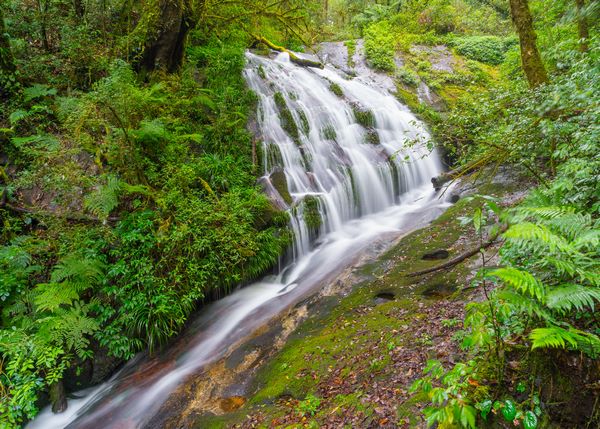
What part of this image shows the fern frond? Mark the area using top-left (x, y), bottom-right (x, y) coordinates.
top-left (84, 175), bottom-right (122, 220)
top-left (494, 290), bottom-right (550, 319)
top-left (490, 267), bottom-right (545, 301)
top-left (572, 229), bottom-right (600, 251)
top-left (546, 284), bottom-right (600, 313)
top-left (50, 254), bottom-right (105, 290)
top-left (513, 205), bottom-right (576, 220)
top-left (530, 327), bottom-right (579, 350)
top-left (503, 222), bottom-right (574, 254)
top-left (545, 213), bottom-right (592, 241)
top-left (34, 282), bottom-right (79, 312)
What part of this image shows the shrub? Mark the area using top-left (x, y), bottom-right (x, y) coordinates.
top-left (363, 21), bottom-right (396, 72)
top-left (452, 36), bottom-right (513, 65)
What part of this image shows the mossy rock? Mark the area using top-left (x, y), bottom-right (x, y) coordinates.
top-left (364, 129), bottom-right (380, 145)
top-left (321, 125), bottom-right (337, 141)
top-left (269, 168), bottom-right (292, 205)
top-left (264, 142), bottom-right (284, 171)
top-left (303, 195), bottom-right (322, 230)
top-left (257, 64), bottom-right (266, 79)
top-left (352, 105), bottom-right (376, 128)
top-left (329, 82), bottom-right (344, 97)
top-left (274, 92), bottom-right (300, 144)
top-left (298, 109), bottom-right (310, 135)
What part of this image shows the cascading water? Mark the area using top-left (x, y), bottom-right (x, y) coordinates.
top-left (30, 50), bottom-right (450, 429)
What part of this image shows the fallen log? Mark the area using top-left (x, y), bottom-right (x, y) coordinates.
top-left (406, 224), bottom-right (507, 277)
top-left (252, 34), bottom-right (324, 69)
top-left (432, 155), bottom-right (494, 190)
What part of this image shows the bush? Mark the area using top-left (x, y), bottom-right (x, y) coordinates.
top-left (363, 21), bottom-right (396, 72)
top-left (452, 36), bottom-right (514, 65)
top-left (396, 67), bottom-right (420, 87)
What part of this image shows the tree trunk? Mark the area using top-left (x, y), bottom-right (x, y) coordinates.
top-left (575, 0), bottom-right (589, 52)
top-left (509, 0), bottom-right (548, 87)
top-left (36, 0), bottom-right (50, 51)
top-left (0, 6), bottom-right (16, 94)
top-left (73, 0), bottom-right (85, 18)
top-left (138, 0), bottom-right (200, 74)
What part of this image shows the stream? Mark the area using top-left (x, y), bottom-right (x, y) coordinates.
top-left (29, 50), bottom-right (451, 429)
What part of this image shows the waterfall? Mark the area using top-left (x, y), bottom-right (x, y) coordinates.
top-left (29, 51), bottom-right (448, 429)
top-left (246, 51), bottom-right (441, 272)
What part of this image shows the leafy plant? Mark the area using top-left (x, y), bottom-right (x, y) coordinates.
top-left (297, 393), bottom-right (321, 416)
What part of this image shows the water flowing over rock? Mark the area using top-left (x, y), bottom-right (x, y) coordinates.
top-left (29, 50), bottom-right (449, 429)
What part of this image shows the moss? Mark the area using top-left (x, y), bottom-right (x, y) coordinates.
top-left (329, 82), bottom-right (344, 97)
top-left (321, 124), bottom-right (337, 141)
top-left (270, 169), bottom-right (292, 205)
top-left (344, 39), bottom-right (356, 68)
top-left (274, 91), bottom-right (300, 144)
top-left (303, 195), bottom-right (322, 230)
top-left (264, 142), bottom-right (283, 171)
top-left (257, 64), bottom-right (266, 79)
top-left (352, 106), bottom-right (375, 128)
top-left (298, 109), bottom-right (310, 135)
top-left (364, 129), bottom-right (380, 145)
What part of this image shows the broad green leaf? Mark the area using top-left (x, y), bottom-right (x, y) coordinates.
top-left (523, 410), bottom-right (538, 429)
top-left (501, 399), bottom-right (516, 422)
top-left (477, 399), bottom-right (492, 419)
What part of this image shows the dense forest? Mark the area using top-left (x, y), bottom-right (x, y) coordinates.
top-left (0, 0), bottom-right (598, 428)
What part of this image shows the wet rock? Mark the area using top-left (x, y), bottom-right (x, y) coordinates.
top-left (49, 381), bottom-right (67, 414)
top-left (219, 396), bottom-right (246, 412)
top-left (269, 168), bottom-right (293, 205)
top-left (421, 282), bottom-right (456, 298)
top-left (449, 193), bottom-right (460, 203)
top-left (374, 291), bottom-right (395, 304)
top-left (421, 249), bottom-right (449, 260)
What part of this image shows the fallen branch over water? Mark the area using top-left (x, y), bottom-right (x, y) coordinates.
top-left (406, 225), bottom-right (507, 277)
top-left (252, 34), bottom-right (324, 69)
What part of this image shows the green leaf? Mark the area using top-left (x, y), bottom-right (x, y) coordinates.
top-left (23, 83), bottom-right (57, 102)
top-left (460, 405), bottom-right (477, 429)
top-left (501, 399), bottom-right (516, 422)
top-left (477, 399), bottom-right (492, 419)
top-left (523, 410), bottom-right (538, 429)
top-left (9, 109), bottom-right (30, 125)
top-left (490, 267), bottom-right (545, 301)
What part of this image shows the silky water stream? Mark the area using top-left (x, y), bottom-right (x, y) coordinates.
top-left (30, 50), bottom-right (452, 429)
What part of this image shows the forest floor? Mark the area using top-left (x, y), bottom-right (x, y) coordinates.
top-left (190, 168), bottom-right (531, 429)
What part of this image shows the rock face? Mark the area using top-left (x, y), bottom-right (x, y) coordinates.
top-left (49, 381), bottom-right (68, 414)
top-left (410, 45), bottom-right (457, 72)
top-left (422, 249), bottom-right (450, 260)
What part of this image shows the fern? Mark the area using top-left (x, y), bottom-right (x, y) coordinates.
top-left (530, 327), bottom-right (579, 350)
top-left (23, 84), bottom-right (57, 102)
top-left (503, 222), bottom-right (574, 254)
top-left (546, 284), bottom-right (600, 313)
top-left (34, 283), bottom-right (80, 312)
top-left (84, 175), bottom-right (122, 220)
top-left (490, 267), bottom-right (545, 301)
top-left (531, 327), bottom-right (600, 357)
top-left (33, 254), bottom-right (105, 312)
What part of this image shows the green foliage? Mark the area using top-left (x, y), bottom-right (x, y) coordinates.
top-left (363, 21), bottom-right (396, 71)
top-left (452, 36), bottom-right (515, 65)
top-left (396, 66), bottom-right (420, 87)
top-left (297, 393), bottom-right (321, 416)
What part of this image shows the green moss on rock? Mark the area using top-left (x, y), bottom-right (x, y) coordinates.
top-left (321, 125), bottom-right (337, 141)
top-left (303, 195), bottom-right (322, 230)
top-left (274, 92), bottom-right (300, 144)
top-left (329, 82), bottom-right (344, 97)
top-left (270, 168), bottom-right (292, 205)
top-left (352, 106), bottom-right (375, 128)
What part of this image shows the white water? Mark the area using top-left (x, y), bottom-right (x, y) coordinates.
top-left (30, 51), bottom-right (449, 429)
